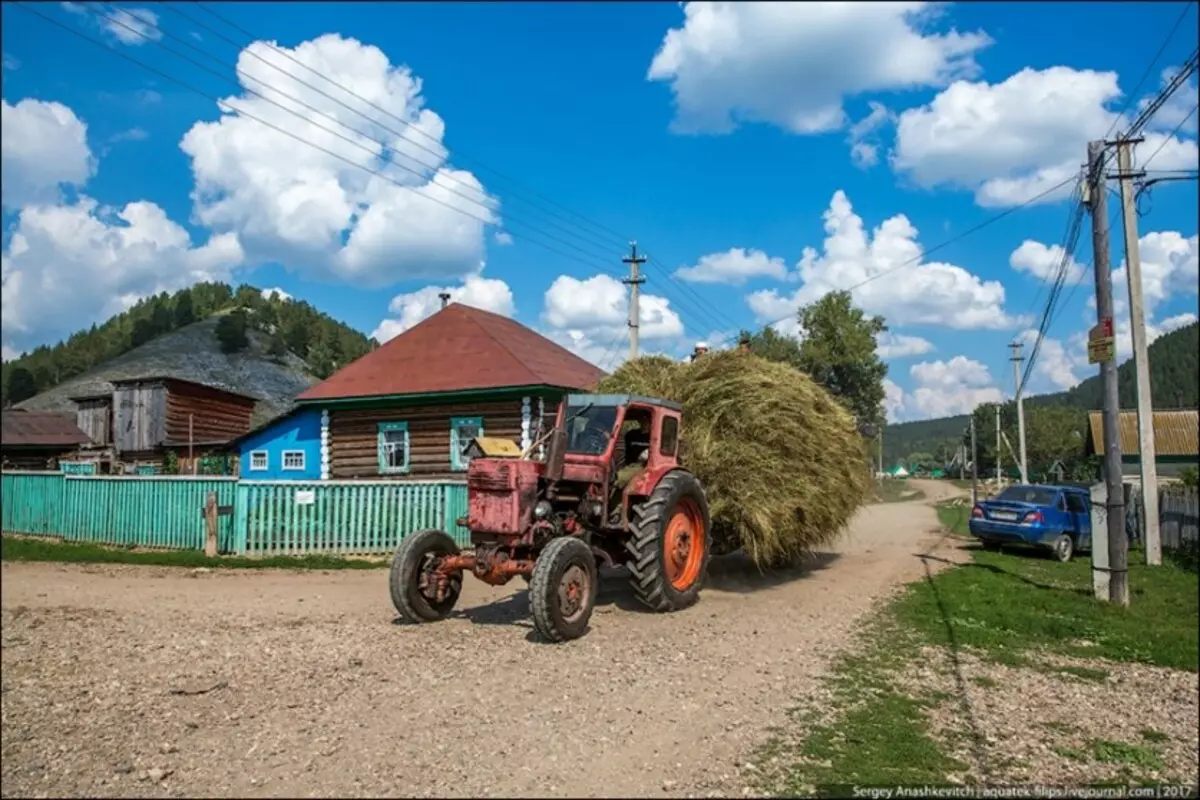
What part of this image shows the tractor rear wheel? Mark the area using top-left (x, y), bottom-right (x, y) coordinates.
top-left (626, 470), bottom-right (712, 613)
top-left (389, 528), bottom-right (462, 623)
top-left (530, 537), bottom-right (597, 642)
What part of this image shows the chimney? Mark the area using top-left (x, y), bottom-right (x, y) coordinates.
top-left (438, 292), bottom-right (451, 310)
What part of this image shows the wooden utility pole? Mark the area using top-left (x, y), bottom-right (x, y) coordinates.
top-left (970, 414), bottom-right (979, 506)
top-left (1010, 341), bottom-right (1029, 484)
top-left (622, 241), bottom-right (646, 361)
top-left (1114, 137), bottom-right (1161, 567)
top-left (1086, 139), bottom-right (1129, 607)
top-left (995, 404), bottom-right (1002, 486)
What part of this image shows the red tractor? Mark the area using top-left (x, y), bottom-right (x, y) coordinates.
top-left (388, 393), bottom-right (712, 642)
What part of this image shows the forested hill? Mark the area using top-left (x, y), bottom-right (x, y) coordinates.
top-left (1, 282), bottom-right (376, 409)
top-left (883, 321), bottom-right (1200, 465)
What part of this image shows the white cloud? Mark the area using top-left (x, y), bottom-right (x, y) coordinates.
top-left (179, 33), bottom-right (496, 289)
top-left (1138, 68), bottom-right (1199, 138)
top-left (883, 378), bottom-right (906, 423)
top-left (1015, 330), bottom-right (1084, 393)
top-left (674, 247), bottom-right (788, 285)
top-left (494, 231), bottom-right (514, 246)
top-left (747, 190), bottom-right (1025, 334)
top-left (1009, 239), bottom-right (1087, 285)
top-left (371, 271), bottom-right (515, 343)
top-left (540, 273), bottom-right (685, 368)
top-left (100, 7), bottom-right (162, 45)
top-left (647, 2), bottom-right (990, 136)
top-left (877, 331), bottom-right (934, 359)
top-left (892, 66), bottom-right (1199, 207)
top-left (1, 98), bottom-right (95, 209)
top-left (848, 101), bottom-right (894, 169)
top-left (108, 127), bottom-right (149, 145)
top-left (904, 356), bottom-right (1004, 419)
top-left (261, 287), bottom-right (292, 302)
top-left (2, 52), bottom-right (19, 71)
top-left (1, 198), bottom-right (244, 356)
top-left (1112, 232), bottom-right (1198, 319)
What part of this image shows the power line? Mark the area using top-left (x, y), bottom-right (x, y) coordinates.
top-left (1140, 103), bottom-right (1200, 170)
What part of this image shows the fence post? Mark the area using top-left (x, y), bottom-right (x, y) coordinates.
top-left (233, 482), bottom-right (249, 555)
top-left (204, 491), bottom-right (219, 557)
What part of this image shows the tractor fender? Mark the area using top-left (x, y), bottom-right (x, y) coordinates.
top-left (622, 465), bottom-right (695, 524)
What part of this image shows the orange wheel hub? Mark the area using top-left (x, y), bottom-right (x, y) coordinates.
top-left (663, 498), bottom-right (705, 591)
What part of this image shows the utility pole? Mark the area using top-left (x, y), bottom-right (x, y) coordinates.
top-left (1114, 136), bottom-right (1161, 567)
top-left (970, 415), bottom-right (979, 506)
top-left (995, 404), bottom-right (1002, 486)
top-left (1010, 341), bottom-right (1029, 484)
top-left (1086, 139), bottom-right (1129, 608)
top-left (622, 241), bottom-right (647, 361)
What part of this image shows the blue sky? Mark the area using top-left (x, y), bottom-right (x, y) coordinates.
top-left (2, 1), bottom-right (1197, 421)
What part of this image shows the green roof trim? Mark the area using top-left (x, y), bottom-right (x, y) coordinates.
top-left (295, 383), bottom-right (569, 410)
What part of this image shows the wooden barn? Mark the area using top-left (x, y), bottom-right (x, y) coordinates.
top-left (72, 376), bottom-right (257, 474)
top-left (1, 410), bottom-right (93, 471)
top-left (295, 303), bottom-right (605, 480)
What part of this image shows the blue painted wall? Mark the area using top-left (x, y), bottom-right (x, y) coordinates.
top-left (238, 408), bottom-right (322, 480)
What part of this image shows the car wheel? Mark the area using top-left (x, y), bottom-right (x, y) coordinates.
top-left (1051, 533), bottom-right (1075, 563)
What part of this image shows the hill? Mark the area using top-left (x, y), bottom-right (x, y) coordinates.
top-left (3, 282), bottom-right (377, 427)
top-left (884, 321), bottom-right (1199, 465)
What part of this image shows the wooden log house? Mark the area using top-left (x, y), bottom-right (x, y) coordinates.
top-left (0, 410), bottom-right (93, 470)
top-left (72, 376), bottom-right (257, 474)
top-left (295, 303), bottom-right (606, 481)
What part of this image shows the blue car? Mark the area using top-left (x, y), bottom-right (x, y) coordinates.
top-left (968, 484), bottom-right (1092, 562)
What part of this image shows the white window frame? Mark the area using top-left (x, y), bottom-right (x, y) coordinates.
top-left (281, 449), bottom-right (306, 472)
top-left (377, 421), bottom-right (410, 475)
top-left (249, 450), bottom-right (269, 471)
top-left (450, 416), bottom-right (484, 472)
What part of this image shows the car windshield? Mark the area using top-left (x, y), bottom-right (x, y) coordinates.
top-left (995, 486), bottom-right (1056, 505)
top-left (563, 404), bottom-right (619, 455)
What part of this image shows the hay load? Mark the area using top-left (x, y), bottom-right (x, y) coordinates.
top-left (598, 349), bottom-right (871, 566)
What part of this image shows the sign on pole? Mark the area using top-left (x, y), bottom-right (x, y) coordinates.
top-left (1087, 317), bottom-right (1115, 365)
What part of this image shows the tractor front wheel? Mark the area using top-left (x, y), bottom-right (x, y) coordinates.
top-left (389, 528), bottom-right (463, 623)
top-left (626, 470), bottom-right (712, 613)
top-left (529, 537), bottom-right (598, 642)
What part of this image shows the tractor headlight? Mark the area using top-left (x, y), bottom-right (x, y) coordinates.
top-left (533, 500), bottom-right (553, 520)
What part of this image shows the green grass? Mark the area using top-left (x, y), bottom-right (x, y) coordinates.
top-left (1139, 728), bottom-right (1169, 744)
top-left (870, 480), bottom-right (927, 504)
top-left (936, 502), bottom-right (971, 536)
top-left (753, 535), bottom-right (1199, 794)
top-left (0, 535), bottom-right (385, 570)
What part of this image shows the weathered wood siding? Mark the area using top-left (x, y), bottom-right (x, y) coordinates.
top-left (0, 449), bottom-right (69, 471)
top-left (329, 399), bottom-right (531, 480)
top-left (114, 382), bottom-right (167, 452)
top-left (75, 398), bottom-right (111, 446)
top-left (163, 380), bottom-right (255, 445)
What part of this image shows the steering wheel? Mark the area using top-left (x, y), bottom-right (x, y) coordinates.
top-left (578, 426), bottom-right (611, 454)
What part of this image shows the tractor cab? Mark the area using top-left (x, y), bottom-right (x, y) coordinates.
top-left (548, 393), bottom-right (683, 488)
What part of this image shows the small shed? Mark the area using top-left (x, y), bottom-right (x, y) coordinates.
top-left (1086, 409), bottom-right (1199, 479)
top-left (295, 303), bottom-right (605, 480)
top-left (1, 410), bottom-right (92, 470)
top-left (230, 406), bottom-right (322, 481)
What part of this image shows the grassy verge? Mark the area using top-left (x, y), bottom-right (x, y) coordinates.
top-left (870, 479), bottom-right (927, 504)
top-left (753, 542), bottom-right (1200, 793)
top-left (935, 501), bottom-right (970, 536)
top-left (0, 534), bottom-right (385, 570)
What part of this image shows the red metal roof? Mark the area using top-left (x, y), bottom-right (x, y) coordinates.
top-left (297, 304), bottom-right (607, 402)
top-left (1, 410), bottom-right (92, 447)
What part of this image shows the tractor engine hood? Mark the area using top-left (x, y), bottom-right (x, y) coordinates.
top-left (465, 454), bottom-right (544, 536)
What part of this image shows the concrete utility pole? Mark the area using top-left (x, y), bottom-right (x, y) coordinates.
top-left (1087, 139), bottom-right (1129, 607)
top-left (1010, 341), bottom-right (1029, 484)
top-left (995, 404), bottom-right (1002, 486)
top-left (622, 241), bottom-right (647, 361)
top-left (970, 414), bottom-right (979, 506)
top-left (1114, 137), bottom-right (1161, 567)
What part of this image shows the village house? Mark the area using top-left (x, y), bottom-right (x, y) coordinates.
top-left (289, 302), bottom-right (605, 481)
top-left (72, 376), bottom-right (257, 474)
top-left (229, 405), bottom-right (323, 481)
top-left (1086, 409), bottom-right (1200, 481)
top-left (0, 410), bottom-right (93, 471)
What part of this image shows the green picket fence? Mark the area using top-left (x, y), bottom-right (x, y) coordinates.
top-left (1, 472), bottom-right (470, 556)
top-left (237, 480), bottom-right (470, 555)
top-left (2, 471), bottom-right (239, 551)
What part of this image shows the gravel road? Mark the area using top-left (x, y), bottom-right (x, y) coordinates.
top-left (1, 480), bottom-right (965, 799)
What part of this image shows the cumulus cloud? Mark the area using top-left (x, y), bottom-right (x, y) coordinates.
top-left (1009, 239), bottom-right (1087, 285)
top-left (180, 33), bottom-right (496, 288)
top-left (674, 247), bottom-right (788, 285)
top-left (746, 190), bottom-right (1025, 335)
top-left (877, 331), bottom-right (934, 359)
top-left (370, 271), bottom-right (516, 343)
top-left (1, 198), bottom-right (244, 356)
top-left (892, 66), bottom-right (1199, 207)
top-left (848, 101), bottom-right (894, 169)
top-left (540, 274), bottom-right (686, 368)
top-left (890, 356), bottom-right (1004, 420)
top-left (647, 2), bottom-right (990, 136)
top-left (261, 287), bottom-right (292, 302)
top-left (1014, 330), bottom-right (1085, 393)
top-left (1112, 231), bottom-right (1199, 319)
top-left (1, 98), bottom-right (95, 209)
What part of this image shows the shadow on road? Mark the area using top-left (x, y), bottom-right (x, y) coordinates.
top-left (705, 550), bottom-right (840, 594)
top-left (918, 550), bottom-right (1090, 596)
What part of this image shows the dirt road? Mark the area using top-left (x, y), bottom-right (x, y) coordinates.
top-left (1, 481), bottom-right (966, 798)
